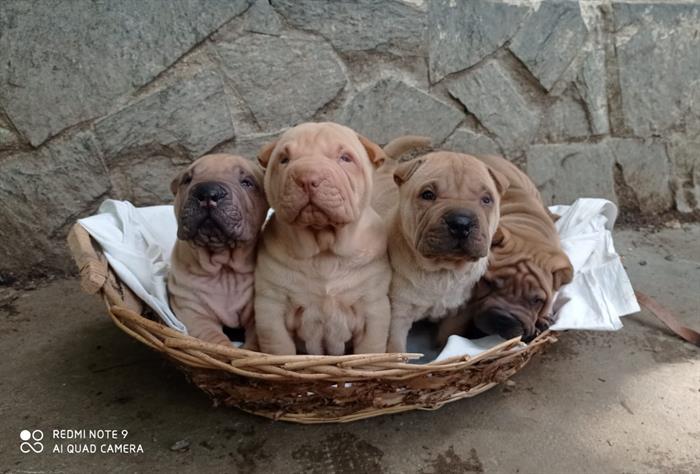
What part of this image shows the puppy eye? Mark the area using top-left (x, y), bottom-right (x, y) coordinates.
top-left (181, 174), bottom-right (192, 186)
top-left (420, 189), bottom-right (436, 201)
top-left (484, 277), bottom-right (503, 290)
top-left (481, 195), bottom-right (493, 205)
top-left (339, 153), bottom-right (353, 163)
top-left (240, 177), bottom-right (255, 189)
top-left (530, 296), bottom-right (545, 306)
top-left (279, 156), bottom-right (290, 165)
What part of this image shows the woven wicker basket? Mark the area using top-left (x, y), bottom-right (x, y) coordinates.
top-left (66, 222), bottom-right (556, 424)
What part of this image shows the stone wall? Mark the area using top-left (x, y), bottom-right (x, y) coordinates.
top-left (1, 0), bottom-right (699, 278)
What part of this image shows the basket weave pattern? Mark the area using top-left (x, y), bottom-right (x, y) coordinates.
top-left (67, 223), bottom-right (556, 423)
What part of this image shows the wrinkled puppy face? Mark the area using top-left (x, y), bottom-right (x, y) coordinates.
top-left (470, 255), bottom-right (573, 341)
top-left (171, 154), bottom-right (268, 249)
top-left (394, 152), bottom-right (508, 266)
top-left (257, 122), bottom-right (385, 229)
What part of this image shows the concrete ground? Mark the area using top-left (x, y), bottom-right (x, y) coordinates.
top-left (0, 225), bottom-right (698, 474)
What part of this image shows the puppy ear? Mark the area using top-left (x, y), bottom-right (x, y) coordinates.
top-left (551, 253), bottom-right (574, 290)
top-left (257, 140), bottom-right (278, 169)
top-left (251, 161), bottom-right (266, 184)
top-left (547, 208), bottom-right (561, 223)
top-left (357, 134), bottom-right (387, 167)
top-left (383, 135), bottom-right (432, 160)
top-left (492, 226), bottom-right (509, 247)
top-left (170, 172), bottom-right (182, 196)
top-left (488, 167), bottom-right (510, 196)
top-left (393, 158), bottom-right (424, 186)
top-left (474, 272), bottom-right (503, 299)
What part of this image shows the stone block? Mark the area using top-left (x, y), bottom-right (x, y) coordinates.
top-left (0, 0), bottom-right (250, 145)
top-left (527, 143), bottom-right (617, 205)
top-left (448, 60), bottom-right (539, 151)
top-left (0, 131), bottom-right (110, 272)
top-left (338, 78), bottom-right (463, 144)
top-left (215, 33), bottom-right (346, 130)
top-left (428, 0), bottom-right (530, 82)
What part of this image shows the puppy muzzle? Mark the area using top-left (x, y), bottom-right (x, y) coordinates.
top-left (473, 306), bottom-right (537, 341)
top-left (417, 210), bottom-right (488, 260)
top-left (279, 168), bottom-right (352, 227)
top-left (178, 181), bottom-right (245, 248)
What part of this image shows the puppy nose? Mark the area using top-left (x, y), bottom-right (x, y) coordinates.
top-left (445, 212), bottom-right (474, 238)
top-left (294, 172), bottom-right (322, 191)
top-left (478, 309), bottom-right (525, 340)
top-left (193, 183), bottom-right (228, 208)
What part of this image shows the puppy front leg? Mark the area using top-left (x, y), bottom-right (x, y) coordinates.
top-left (242, 324), bottom-right (259, 351)
top-left (535, 312), bottom-right (557, 336)
top-left (386, 300), bottom-right (418, 353)
top-left (240, 302), bottom-right (259, 350)
top-left (255, 294), bottom-right (296, 355)
top-left (435, 312), bottom-right (469, 349)
top-left (297, 305), bottom-right (326, 355)
top-left (182, 315), bottom-right (231, 346)
top-left (353, 296), bottom-right (391, 354)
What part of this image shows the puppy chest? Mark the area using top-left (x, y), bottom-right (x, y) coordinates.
top-left (286, 296), bottom-right (362, 348)
top-left (426, 285), bottom-right (472, 320)
top-left (304, 256), bottom-right (390, 296)
top-left (395, 271), bottom-right (477, 319)
top-left (284, 265), bottom-right (389, 343)
top-left (169, 270), bottom-right (253, 326)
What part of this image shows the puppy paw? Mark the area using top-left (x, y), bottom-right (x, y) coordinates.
top-left (534, 313), bottom-right (557, 335)
top-left (242, 339), bottom-right (259, 352)
top-left (386, 340), bottom-right (407, 353)
top-left (242, 328), bottom-right (259, 351)
top-left (196, 330), bottom-right (232, 347)
top-left (354, 343), bottom-right (387, 355)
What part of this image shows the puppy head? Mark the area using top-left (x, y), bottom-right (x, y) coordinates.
top-left (469, 253), bottom-right (573, 341)
top-left (393, 151), bottom-right (508, 268)
top-left (171, 154), bottom-right (268, 249)
top-left (257, 122), bottom-right (385, 229)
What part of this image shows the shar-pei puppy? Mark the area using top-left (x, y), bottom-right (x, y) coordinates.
top-left (374, 151), bottom-right (509, 353)
top-left (168, 154), bottom-right (268, 346)
top-left (254, 122), bottom-right (391, 355)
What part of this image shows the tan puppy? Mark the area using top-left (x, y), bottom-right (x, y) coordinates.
top-left (168, 154), bottom-right (268, 346)
top-left (382, 151), bottom-right (509, 353)
top-left (254, 122), bottom-right (391, 355)
top-left (438, 154), bottom-right (573, 343)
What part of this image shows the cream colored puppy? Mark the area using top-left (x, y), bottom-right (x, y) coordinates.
top-left (254, 122), bottom-right (391, 355)
top-left (382, 151), bottom-right (509, 353)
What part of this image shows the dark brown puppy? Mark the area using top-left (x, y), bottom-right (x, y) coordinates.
top-left (438, 154), bottom-right (573, 343)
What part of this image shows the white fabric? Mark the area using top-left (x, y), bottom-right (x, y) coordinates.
top-left (79, 198), bottom-right (639, 361)
top-left (79, 200), bottom-right (183, 332)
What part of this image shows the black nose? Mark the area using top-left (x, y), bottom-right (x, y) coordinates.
top-left (192, 183), bottom-right (228, 208)
top-left (475, 309), bottom-right (524, 340)
top-left (445, 212), bottom-right (475, 238)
